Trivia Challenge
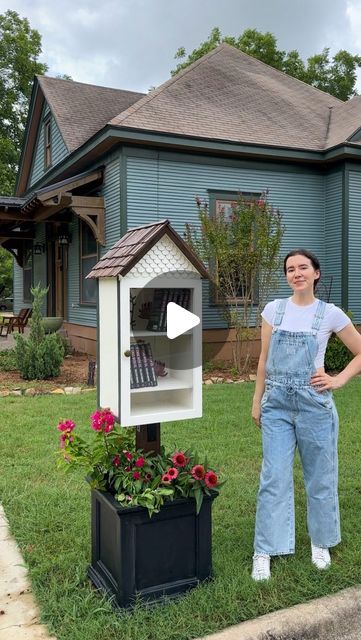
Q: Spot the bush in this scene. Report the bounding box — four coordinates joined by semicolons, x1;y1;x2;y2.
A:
15;284;65;380
0;348;17;371
325;311;354;372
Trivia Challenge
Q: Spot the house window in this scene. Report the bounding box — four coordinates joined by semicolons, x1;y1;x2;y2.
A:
209;190;260;304
80;222;98;304
44;119;52;169
23;242;33;303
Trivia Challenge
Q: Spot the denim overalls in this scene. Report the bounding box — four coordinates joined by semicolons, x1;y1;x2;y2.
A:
254;298;340;555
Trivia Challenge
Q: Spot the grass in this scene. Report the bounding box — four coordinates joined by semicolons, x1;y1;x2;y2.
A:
0;382;361;639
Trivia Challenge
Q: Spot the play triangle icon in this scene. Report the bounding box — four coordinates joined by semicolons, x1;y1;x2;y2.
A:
166;302;200;339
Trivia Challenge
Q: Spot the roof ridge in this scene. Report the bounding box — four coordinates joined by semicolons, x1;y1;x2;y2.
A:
36;74;145;96
109;45;227;126
217;43;344;105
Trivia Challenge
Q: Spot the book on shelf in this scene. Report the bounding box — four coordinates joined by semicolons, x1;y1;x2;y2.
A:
130;342;158;389
146;288;191;332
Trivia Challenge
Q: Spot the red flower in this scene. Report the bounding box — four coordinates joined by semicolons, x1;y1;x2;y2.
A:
57;419;76;433
112;455;121;467
205;471;218;488
167;467;178;480
91;409;115;433
133;470;141;481
125;466;132;472
171;452;187;468
191;464;205;480
123;451;133;461
135;456;145;468
162;473;172;484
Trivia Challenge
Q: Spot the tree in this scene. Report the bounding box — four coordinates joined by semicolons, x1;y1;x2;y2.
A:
184;192;284;373
0;10;48;196
0;246;12;296
173;28;361;101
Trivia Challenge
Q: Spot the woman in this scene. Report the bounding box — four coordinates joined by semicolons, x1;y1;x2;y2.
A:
251;249;361;581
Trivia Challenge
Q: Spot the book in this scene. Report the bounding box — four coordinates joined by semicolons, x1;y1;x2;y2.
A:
143;342;158;386
146;289;164;331
130;345;141;389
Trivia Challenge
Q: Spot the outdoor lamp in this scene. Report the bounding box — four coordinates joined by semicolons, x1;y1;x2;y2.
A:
33;242;45;255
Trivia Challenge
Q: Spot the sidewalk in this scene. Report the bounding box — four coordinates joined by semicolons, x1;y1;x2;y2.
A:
0;504;55;640
1;497;360;640
0;328;29;351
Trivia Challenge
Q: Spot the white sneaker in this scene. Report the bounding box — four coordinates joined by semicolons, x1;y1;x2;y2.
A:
252;553;271;581
311;543;331;570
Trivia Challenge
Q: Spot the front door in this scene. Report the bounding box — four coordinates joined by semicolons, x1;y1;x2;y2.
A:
48;241;67;319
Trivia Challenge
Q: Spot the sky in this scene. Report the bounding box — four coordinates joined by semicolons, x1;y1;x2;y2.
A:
2;0;361;93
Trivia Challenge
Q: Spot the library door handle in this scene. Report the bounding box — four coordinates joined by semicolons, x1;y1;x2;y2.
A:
124;350;131;357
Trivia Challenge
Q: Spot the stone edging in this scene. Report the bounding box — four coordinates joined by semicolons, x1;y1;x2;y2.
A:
0;375;258;397
0;386;96;397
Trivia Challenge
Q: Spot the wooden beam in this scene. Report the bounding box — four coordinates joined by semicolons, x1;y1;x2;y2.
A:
32;199;71;223
71;196;103;208
35;169;103;203
0;212;30;222
0;229;35;239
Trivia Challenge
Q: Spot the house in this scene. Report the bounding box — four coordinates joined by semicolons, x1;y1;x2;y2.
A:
1;43;361;357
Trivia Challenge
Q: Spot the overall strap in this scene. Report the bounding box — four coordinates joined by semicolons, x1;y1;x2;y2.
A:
273;298;288;327
311;299;327;331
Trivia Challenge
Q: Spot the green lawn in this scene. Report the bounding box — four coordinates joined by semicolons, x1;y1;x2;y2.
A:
0;382;361;640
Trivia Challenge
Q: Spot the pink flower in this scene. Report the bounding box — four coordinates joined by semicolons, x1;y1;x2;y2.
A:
205;471;218;488
133;470;141;480
167;467;178;480
135;456;145;468
191;464;205;480
125;466;132;472
123;451;133;461
91;409;115;433
113;455;121;467
162;473;172;485
171;452;187;468
57;419;76;433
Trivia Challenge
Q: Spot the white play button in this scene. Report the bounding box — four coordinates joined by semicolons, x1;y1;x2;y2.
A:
166;302;200;339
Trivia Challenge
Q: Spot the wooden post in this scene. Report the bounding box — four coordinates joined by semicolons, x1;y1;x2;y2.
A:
136;423;160;454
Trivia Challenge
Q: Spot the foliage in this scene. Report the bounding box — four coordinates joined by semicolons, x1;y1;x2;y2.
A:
57;409;222;517
325;311;354;372
185;191;284;372
14;283;65;379
172;27;361;101
0;10;48;195
0;347;17;371
0;247;13;297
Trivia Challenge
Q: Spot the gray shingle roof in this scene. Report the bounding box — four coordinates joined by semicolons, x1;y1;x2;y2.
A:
37;76;145;152
87;219;208;279
109;43;343;151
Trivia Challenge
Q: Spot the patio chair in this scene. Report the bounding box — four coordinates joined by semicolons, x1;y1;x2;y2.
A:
0;308;32;337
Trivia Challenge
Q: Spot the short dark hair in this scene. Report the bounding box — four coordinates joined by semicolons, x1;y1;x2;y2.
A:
283;249;321;292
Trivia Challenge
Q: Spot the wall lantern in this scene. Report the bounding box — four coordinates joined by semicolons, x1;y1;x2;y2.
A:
33;242;45;255
57;224;72;246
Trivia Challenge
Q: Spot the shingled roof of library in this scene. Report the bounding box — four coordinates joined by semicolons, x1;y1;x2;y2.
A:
87;219;209;279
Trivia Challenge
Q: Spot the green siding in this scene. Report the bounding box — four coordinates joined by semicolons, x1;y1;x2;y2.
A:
325;172;343;306
348;171;361;321
67;153;121;327
126;153;327;328
29;103;68;188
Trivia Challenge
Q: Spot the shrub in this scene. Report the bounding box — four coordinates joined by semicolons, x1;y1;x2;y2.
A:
0;348;17;371
325;311;354;372
15;284;65;380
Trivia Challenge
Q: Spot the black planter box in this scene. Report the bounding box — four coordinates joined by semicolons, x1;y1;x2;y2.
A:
87;488;217;609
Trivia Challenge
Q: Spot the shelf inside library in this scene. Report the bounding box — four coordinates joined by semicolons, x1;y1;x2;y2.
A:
131;375;192;393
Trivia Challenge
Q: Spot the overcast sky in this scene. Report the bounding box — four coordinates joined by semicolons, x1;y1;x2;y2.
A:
2;0;361;93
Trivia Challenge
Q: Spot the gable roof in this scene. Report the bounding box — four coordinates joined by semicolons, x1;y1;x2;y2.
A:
87;219;208;279
109;43;343;151
37;76;145;153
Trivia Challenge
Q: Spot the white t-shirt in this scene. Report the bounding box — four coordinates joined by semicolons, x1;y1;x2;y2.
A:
262;298;351;369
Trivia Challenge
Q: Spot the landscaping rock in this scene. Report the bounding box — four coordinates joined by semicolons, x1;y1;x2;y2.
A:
204;380;213;385
51;388;65;395
10;389;22;396
0;390;10;397
24;388;37;397
249;374;257;381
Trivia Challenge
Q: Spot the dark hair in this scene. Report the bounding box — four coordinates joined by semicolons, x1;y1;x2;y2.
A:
283;249;321;292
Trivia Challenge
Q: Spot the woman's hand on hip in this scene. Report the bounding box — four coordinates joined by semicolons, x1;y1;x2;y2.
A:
310;372;343;391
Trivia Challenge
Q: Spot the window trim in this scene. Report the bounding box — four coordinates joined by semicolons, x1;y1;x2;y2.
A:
79;221;98;306
207;189;261;306
44;117;52;170
23;242;33;304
